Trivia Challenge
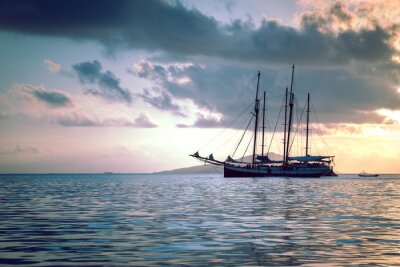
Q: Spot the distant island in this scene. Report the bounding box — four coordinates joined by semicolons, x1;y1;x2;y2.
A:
157;153;282;174
155;164;221;174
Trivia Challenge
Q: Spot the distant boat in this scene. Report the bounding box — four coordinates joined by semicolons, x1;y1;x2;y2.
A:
190;65;335;178
358;171;379;177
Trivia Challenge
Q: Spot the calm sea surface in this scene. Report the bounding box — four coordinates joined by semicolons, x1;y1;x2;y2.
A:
0;174;399;266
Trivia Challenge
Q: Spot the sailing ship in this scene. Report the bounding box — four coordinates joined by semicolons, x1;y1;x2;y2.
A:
190;65;335;177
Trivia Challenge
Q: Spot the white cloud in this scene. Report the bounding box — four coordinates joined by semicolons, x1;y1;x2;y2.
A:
44;59;61;73
133;113;158;128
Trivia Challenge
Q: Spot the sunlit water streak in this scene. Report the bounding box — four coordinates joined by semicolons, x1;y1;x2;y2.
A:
0;174;399;266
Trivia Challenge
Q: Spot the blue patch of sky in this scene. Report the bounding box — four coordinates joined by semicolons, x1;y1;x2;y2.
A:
0;31;157;98
0;31;103;93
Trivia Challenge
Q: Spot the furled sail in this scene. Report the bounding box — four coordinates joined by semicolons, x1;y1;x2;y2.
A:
226;156;249;164
288;155;334;162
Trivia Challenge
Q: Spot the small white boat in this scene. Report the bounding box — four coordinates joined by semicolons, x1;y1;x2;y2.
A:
358;171;379;177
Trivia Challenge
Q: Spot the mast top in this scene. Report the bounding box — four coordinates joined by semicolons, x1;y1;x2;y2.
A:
289;64;295;95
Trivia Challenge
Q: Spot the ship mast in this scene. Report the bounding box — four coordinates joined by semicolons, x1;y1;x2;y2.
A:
261;91;266;160
252;71;261;168
305;93;310;156
283;87;288;163
285;64;295;166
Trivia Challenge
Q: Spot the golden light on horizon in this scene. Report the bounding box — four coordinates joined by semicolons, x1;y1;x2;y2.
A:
392;56;400;64
376;109;400;124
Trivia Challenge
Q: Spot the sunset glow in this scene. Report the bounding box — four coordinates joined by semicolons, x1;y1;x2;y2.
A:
0;0;399;173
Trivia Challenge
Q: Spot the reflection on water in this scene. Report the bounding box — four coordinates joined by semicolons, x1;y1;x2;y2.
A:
0;174;399;266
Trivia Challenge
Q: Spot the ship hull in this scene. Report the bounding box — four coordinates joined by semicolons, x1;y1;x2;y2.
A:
224;164;331;178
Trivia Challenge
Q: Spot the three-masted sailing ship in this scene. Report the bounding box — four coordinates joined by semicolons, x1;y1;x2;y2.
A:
190;65;335;177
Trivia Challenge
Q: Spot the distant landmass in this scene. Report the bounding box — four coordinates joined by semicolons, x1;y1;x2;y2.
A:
156;164;221;174
156;152;282;174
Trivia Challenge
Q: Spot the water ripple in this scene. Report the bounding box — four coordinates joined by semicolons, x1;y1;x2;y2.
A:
0;174;399;266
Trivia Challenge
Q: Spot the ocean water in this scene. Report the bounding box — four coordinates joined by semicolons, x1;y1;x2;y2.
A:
0;174;399;266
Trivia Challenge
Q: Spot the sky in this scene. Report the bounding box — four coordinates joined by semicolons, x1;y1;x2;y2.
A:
0;0;399;173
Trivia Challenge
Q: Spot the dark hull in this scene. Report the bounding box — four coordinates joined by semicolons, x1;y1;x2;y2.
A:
224;165;331;178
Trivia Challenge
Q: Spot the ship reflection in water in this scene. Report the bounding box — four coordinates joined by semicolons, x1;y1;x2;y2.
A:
0;173;399;266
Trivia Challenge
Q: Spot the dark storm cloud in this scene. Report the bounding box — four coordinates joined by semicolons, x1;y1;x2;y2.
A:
133;61;285;126
0;0;395;64
134;61;259;114
72;60;132;103
249;19;393;64
133;61;400;125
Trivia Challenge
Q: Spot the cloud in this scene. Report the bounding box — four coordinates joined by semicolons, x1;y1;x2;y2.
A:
54;111;157;128
16;84;73;108
0;145;39;156
376;108;400;124
55;112;102;127
133;60;255;116
134;60;168;79
133;113;157;128
72;60;133;104
140;88;185;117
2;1;400;129
44;59;61;73
0;0;397;65
32;89;72;107
4;84;154;128
329;2;351;22
133;60;400;126
177;114;222;128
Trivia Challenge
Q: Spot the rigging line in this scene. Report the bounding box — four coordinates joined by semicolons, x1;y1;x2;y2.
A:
208;162;223;174
310;99;334;156
217;113;254;153
294;97;300;156
194;157;223;174
266;94;285;153
267;90;285;155
264;91;274;133
217;73;258;117
241;132;254;163
288;96;307;155
213;102;256;154
197;101;253;152
311;128;322;156
232;116;254;157
289;96;306;155
263;92;286;132
295;97;304;156
218;113;252;157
